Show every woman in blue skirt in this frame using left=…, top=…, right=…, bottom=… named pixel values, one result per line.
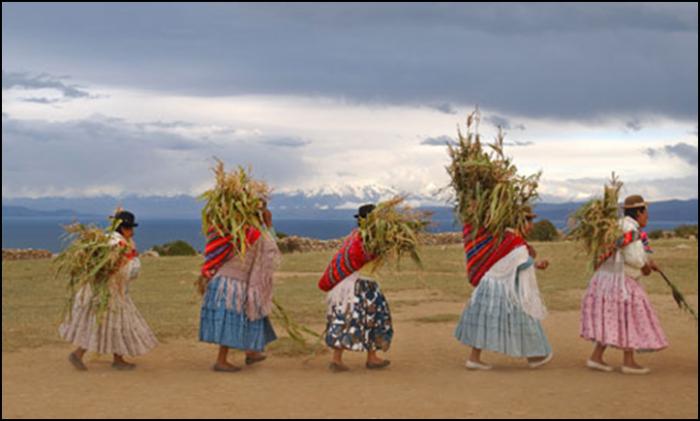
left=198, top=205, right=281, bottom=372
left=455, top=207, right=553, bottom=370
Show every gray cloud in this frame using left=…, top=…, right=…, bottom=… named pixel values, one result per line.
left=261, top=137, right=312, bottom=148
left=2, top=71, right=96, bottom=100
left=138, top=120, right=198, bottom=129
left=2, top=3, right=696, bottom=122
left=645, top=142, right=698, bottom=166
left=625, top=118, right=643, bottom=132
left=484, top=114, right=526, bottom=131
left=421, top=135, right=457, bottom=146
left=19, top=97, right=63, bottom=104
left=431, top=103, right=458, bottom=115
left=541, top=174, right=698, bottom=202
left=503, top=140, right=534, bottom=147
left=1, top=114, right=311, bottom=197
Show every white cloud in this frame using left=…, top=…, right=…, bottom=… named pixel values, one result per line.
left=2, top=86, right=698, bottom=202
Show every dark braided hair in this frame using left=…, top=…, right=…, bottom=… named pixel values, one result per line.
left=624, top=206, right=647, bottom=221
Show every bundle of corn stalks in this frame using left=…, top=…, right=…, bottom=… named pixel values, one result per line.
left=271, top=297, right=324, bottom=353
left=55, top=216, right=130, bottom=323
left=358, top=196, right=431, bottom=271
left=446, top=108, right=540, bottom=237
left=567, top=172, right=624, bottom=268
left=199, top=158, right=270, bottom=257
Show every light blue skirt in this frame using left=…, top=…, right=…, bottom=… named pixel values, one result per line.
left=199, top=275, right=277, bottom=352
left=454, top=277, right=551, bottom=358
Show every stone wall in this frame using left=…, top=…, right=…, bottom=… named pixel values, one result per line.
left=2, top=249, right=54, bottom=261
left=276, top=232, right=463, bottom=254
left=2, top=233, right=465, bottom=260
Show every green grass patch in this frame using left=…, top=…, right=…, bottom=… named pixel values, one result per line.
left=3, top=239, right=697, bottom=352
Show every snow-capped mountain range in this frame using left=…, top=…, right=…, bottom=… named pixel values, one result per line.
left=3, top=185, right=697, bottom=224
left=272, top=184, right=448, bottom=211
left=2, top=184, right=451, bottom=219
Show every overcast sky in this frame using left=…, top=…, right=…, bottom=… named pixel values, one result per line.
left=2, top=2, right=697, bottom=203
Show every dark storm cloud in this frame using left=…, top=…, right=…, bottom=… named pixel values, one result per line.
left=2, top=3, right=696, bottom=122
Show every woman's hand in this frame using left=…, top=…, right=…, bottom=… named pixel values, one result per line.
left=641, top=265, right=652, bottom=276
left=647, top=259, right=661, bottom=273
left=535, top=260, right=549, bottom=270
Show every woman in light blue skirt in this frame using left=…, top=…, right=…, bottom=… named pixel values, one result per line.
left=455, top=211, right=553, bottom=370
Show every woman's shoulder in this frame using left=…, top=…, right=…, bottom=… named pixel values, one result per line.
left=621, top=216, right=640, bottom=233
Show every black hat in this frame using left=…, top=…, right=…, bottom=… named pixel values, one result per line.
left=354, top=204, right=376, bottom=219
left=113, top=210, right=138, bottom=228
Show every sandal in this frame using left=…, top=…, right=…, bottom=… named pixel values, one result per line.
left=112, top=361, right=136, bottom=371
left=366, top=360, right=391, bottom=370
left=213, top=363, right=242, bottom=373
left=69, top=352, right=87, bottom=371
left=245, top=354, right=267, bottom=366
left=328, top=362, right=350, bottom=373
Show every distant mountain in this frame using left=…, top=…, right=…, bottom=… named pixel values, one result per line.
left=531, top=200, right=699, bottom=226
left=2, top=205, right=96, bottom=218
left=3, top=189, right=697, bottom=227
left=1, top=185, right=447, bottom=219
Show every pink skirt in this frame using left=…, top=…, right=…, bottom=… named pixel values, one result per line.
left=580, top=273, right=668, bottom=351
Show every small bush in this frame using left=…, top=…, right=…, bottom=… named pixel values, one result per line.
left=674, top=224, right=698, bottom=239
left=152, top=240, right=198, bottom=256
left=528, top=219, right=560, bottom=242
left=648, top=229, right=666, bottom=240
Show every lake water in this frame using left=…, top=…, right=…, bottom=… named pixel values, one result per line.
left=1, top=217, right=463, bottom=252
left=2, top=217, right=693, bottom=253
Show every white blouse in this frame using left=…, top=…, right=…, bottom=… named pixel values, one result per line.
left=621, top=216, right=648, bottom=278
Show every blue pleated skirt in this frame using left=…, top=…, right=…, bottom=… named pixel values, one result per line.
left=454, top=277, right=551, bottom=358
left=199, top=275, right=277, bottom=351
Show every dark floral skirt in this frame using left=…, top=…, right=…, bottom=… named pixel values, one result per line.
left=325, top=278, right=393, bottom=352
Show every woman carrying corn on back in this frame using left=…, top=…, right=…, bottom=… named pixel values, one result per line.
left=580, top=195, right=668, bottom=375
left=60, top=210, right=158, bottom=371
left=455, top=206, right=553, bottom=370
left=197, top=163, right=282, bottom=373
left=321, top=204, right=395, bottom=373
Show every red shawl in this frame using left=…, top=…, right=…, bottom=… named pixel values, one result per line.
left=463, top=224, right=527, bottom=287
left=318, top=230, right=375, bottom=292
left=201, top=226, right=261, bottom=279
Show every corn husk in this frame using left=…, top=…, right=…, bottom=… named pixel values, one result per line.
left=358, top=196, right=431, bottom=271
left=199, top=158, right=270, bottom=257
left=55, top=217, right=130, bottom=323
left=568, top=173, right=623, bottom=268
left=446, top=108, right=540, bottom=237
left=658, top=271, right=698, bottom=322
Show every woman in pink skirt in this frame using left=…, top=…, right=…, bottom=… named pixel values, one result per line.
left=580, top=195, right=668, bottom=375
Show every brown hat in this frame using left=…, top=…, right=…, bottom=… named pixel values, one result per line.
left=623, top=195, right=647, bottom=209
left=524, top=205, right=538, bottom=219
